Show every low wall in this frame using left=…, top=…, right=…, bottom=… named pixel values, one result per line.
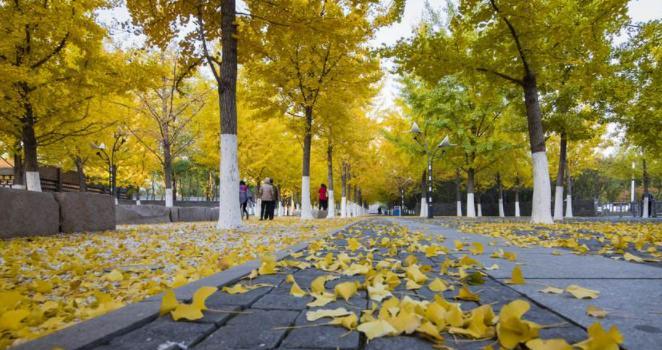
left=0, top=188, right=60, bottom=238
left=116, top=205, right=218, bottom=225
left=0, top=188, right=115, bottom=238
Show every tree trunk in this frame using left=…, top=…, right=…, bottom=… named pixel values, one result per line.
left=553, top=132, right=567, bottom=220
left=466, top=168, right=476, bottom=217
left=476, top=192, right=483, bottom=217
left=565, top=163, right=573, bottom=218
left=523, top=74, right=552, bottom=223
left=172, top=174, right=177, bottom=203
left=12, top=145, right=24, bottom=189
left=326, top=142, right=335, bottom=218
left=22, top=98, right=41, bottom=192
left=455, top=168, right=462, bottom=216
left=420, top=170, right=427, bottom=217
left=497, top=172, right=505, bottom=217
left=341, top=162, right=347, bottom=218
left=163, top=137, right=174, bottom=207
left=75, top=157, right=87, bottom=192
left=514, top=176, right=521, bottom=217
left=300, top=106, right=314, bottom=219
left=216, top=0, right=242, bottom=228
left=642, top=157, right=649, bottom=218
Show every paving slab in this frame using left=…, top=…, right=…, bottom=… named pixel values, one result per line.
left=193, top=309, right=299, bottom=349
left=280, top=312, right=360, bottom=349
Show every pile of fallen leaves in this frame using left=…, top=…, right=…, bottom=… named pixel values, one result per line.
left=456, top=220, right=661, bottom=264
left=0, top=217, right=356, bottom=349
left=160, top=222, right=623, bottom=350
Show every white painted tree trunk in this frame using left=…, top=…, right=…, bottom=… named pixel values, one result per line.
left=456, top=201, right=462, bottom=216
left=477, top=203, right=483, bottom=217
left=420, top=197, right=427, bottom=217
left=12, top=184, right=25, bottom=190
left=553, top=186, right=564, bottom=221
left=498, top=198, right=505, bottom=217
left=515, top=201, right=521, bottom=217
left=340, top=197, right=347, bottom=218
left=165, top=188, right=174, bottom=208
left=136, top=200, right=141, bottom=205
left=300, top=176, right=313, bottom=219
left=114, top=198, right=118, bottom=205
left=531, top=151, right=553, bottom=224
left=565, top=194, right=573, bottom=218
left=217, top=134, right=242, bottom=229
left=327, top=190, right=335, bottom=218
left=466, top=193, right=476, bottom=217
left=25, top=171, right=41, bottom=192
left=642, top=196, right=649, bottom=218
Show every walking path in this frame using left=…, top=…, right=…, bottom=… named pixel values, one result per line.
left=17, top=217, right=661, bottom=350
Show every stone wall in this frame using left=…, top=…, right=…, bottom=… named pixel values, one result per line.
left=116, top=205, right=217, bottom=225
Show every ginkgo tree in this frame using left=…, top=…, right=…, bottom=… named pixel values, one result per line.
left=391, top=0, right=630, bottom=223
left=241, top=0, right=396, bottom=219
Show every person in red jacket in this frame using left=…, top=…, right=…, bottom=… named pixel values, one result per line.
left=318, top=184, right=328, bottom=211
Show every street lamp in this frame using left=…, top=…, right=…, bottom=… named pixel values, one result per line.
left=93, top=131, right=127, bottom=203
left=411, top=123, right=454, bottom=219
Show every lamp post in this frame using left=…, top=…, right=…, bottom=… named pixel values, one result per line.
left=410, top=122, right=453, bottom=219
left=93, top=131, right=127, bottom=203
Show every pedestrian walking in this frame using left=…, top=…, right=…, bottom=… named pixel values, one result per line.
left=318, top=184, right=328, bottom=211
left=259, top=178, right=275, bottom=220
left=239, top=180, right=253, bottom=220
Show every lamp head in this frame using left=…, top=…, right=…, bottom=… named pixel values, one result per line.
left=437, top=136, right=454, bottom=148
left=410, top=122, right=421, bottom=135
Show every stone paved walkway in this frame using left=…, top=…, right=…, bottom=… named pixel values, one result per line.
left=19, top=218, right=661, bottom=350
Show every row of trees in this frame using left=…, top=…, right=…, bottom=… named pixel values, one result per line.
left=384, top=0, right=660, bottom=222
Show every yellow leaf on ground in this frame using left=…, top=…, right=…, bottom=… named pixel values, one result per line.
left=367, top=282, right=392, bottom=302
left=357, top=319, right=397, bottom=340
left=623, top=252, right=644, bottom=263
left=506, top=265, right=525, bottom=285
left=160, top=289, right=178, bottom=316
left=171, top=303, right=203, bottom=321
left=386, top=310, right=421, bottom=335
left=456, top=285, right=480, bottom=301
left=105, top=269, right=124, bottom=282
left=334, top=281, right=358, bottom=301
left=417, top=320, right=443, bottom=341
left=566, top=285, right=599, bottom=299
left=290, top=281, right=307, bottom=297
left=486, top=264, right=500, bottom=270
left=306, top=307, right=351, bottom=321
left=454, top=240, right=464, bottom=251
left=347, top=238, right=361, bottom=251
left=406, top=264, right=428, bottom=284
left=329, top=313, right=358, bottom=330
left=192, top=286, right=217, bottom=311
left=574, top=323, right=623, bottom=350
left=428, top=278, right=449, bottom=292
left=496, top=300, right=540, bottom=349
left=406, top=279, right=422, bottom=290
left=307, top=293, right=336, bottom=307
left=526, top=338, right=573, bottom=350
left=586, top=305, right=608, bottom=318
left=539, top=286, right=564, bottom=294
left=222, top=284, right=249, bottom=294
left=470, top=242, right=484, bottom=255
left=0, top=309, right=30, bottom=330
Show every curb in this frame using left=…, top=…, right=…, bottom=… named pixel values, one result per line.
left=14, top=218, right=366, bottom=350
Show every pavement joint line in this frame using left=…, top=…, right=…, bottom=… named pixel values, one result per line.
left=15, top=218, right=368, bottom=350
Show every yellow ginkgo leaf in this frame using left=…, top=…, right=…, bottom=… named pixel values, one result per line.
left=416, top=321, right=444, bottom=341
left=566, top=284, right=599, bottom=299
left=357, top=319, right=397, bottom=340
left=526, top=338, right=573, bottom=350
left=160, top=289, right=178, bottom=316
left=386, top=310, right=421, bottom=335
left=367, top=282, right=392, bottom=302
left=406, top=279, right=422, bottom=290
left=105, top=269, right=124, bottom=282
left=506, top=265, right=525, bottom=285
left=406, top=264, right=428, bottom=284
left=222, top=284, right=249, bottom=294
left=334, top=281, right=358, bottom=301
left=171, top=303, right=203, bottom=321
left=306, top=307, right=351, bottom=321
left=258, top=255, right=278, bottom=275
left=486, top=264, right=500, bottom=270
left=0, top=291, right=24, bottom=311
left=623, top=252, right=644, bottom=263
left=469, top=242, right=484, bottom=255
left=586, top=305, right=608, bottom=318
left=539, top=286, right=564, bottom=294
left=456, top=285, right=480, bottom=301
left=428, top=278, right=449, bottom=292
left=0, top=309, right=30, bottom=330
left=454, top=240, right=464, bottom=251
left=347, top=238, right=361, bottom=251
left=496, top=300, right=540, bottom=349
left=290, top=281, right=307, bottom=297
left=329, top=313, right=358, bottom=330
left=192, top=286, right=217, bottom=311
left=574, top=322, right=623, bottom=350
left=307, top=293, right=336, bottom=307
